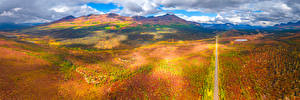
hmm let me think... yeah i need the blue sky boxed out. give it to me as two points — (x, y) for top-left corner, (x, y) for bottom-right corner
(87, 3), (217, 17)
(87, 3), (118, 13)
(163, 10), (217, 17)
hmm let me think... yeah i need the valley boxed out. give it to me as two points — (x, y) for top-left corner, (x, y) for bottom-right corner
(0, 32), (217, 99)
(0, 13), (299, 99)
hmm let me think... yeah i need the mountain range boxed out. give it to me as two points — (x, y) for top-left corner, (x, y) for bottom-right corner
(0, 13), (294, 49)
(1, 13), (300, 31)
(16, 13), (215, 49)
(274, 21), (300, 29)
(200, 23), (266, 30)
(0, 23), (42, 31)
(45, 13), (198, 28)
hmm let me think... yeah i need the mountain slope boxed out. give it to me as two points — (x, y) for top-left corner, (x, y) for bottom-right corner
(30, 13), (198, 31)
(274, 21), (300, 29)
(201, 23), (266, 30)
(0, 23), (40, 31)
(133, 14), (197, 25)
(19, 13), (214, 49)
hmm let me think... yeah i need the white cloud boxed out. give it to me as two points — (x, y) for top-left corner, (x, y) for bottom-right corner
(90, 0), (161, 16)
(185, 16), (216, 24)
(23, 17), (51, 23)
(72, 4), (104, 17)
(0, 0), (104, 23)
(0, 0), (299, 26)
(90, 0), (300, 26)
(225, 17), (242, 24)
(50, 6), (70, 13)
(109, 8), (121, 13)
(0, 11), (13, 16)
(250, 21), (277, 26)
(13, 8), (22, 12)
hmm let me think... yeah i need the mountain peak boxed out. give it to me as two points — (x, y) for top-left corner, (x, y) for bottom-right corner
(132, 14), (189, 25)
(274, 21), (300, 28)
(159, 14), (182, 20)
(51, 15), (75, 24)
(87, 14), (97, 17)
(44, 13), (197, 27)
(106, 13), (119, 17)
(132, 16), (146, 21)
(61, 15), (75, 20)
(162, 13), (175, 16)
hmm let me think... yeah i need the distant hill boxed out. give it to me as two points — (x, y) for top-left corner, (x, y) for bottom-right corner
(200, 21), (300, 30)
(274, 21), (300, 29)
(49, 15), (76, 24)
(12, 13), (300, 49)
(19, 13), (214, 49)
(35, 13), (198, 30)
(200, 23), (266, 30)
(0, 23), (41, 31)
(133, 14), (199, 25)
(220, 29), (259, 37)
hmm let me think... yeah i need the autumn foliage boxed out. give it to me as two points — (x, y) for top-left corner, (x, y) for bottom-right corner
(241, 47), (299, 99)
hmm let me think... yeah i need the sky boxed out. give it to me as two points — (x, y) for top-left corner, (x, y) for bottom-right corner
(0, 0), (299, 26)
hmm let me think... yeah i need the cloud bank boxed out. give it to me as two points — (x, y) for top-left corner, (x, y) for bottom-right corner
(0, 0), (102, 23)
(0, 0), (299, 26)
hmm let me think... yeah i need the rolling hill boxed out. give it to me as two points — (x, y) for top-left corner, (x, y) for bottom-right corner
(1, 13), (299, 99)
(274, 21), (300, 29)
(19, 13), (214, 49)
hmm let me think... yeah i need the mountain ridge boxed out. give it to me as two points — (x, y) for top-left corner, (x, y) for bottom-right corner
(2, 13), (299, 31)
(44, 13), (198, 28)
(273, 21), (300, 29)
(48, 13), (299, 30)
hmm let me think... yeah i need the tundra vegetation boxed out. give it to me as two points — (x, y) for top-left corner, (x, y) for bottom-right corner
(0, 14), (299, 99)
(218, 31), (300, 99)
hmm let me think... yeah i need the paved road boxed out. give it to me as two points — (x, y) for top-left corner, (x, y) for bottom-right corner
(214, 36), (219, 100)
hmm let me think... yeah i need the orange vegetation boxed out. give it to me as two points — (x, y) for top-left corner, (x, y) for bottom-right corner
(0, 39), (61, 99)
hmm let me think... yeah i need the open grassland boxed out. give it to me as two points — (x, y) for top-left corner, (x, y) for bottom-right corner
(0, 32), (218, 99)
(218, 32), (300, 99)
(0, 38), (62, 99)
(2, 28), (299, 99)
(18, 23), (214, 50)
(58, 39), (217, 99)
